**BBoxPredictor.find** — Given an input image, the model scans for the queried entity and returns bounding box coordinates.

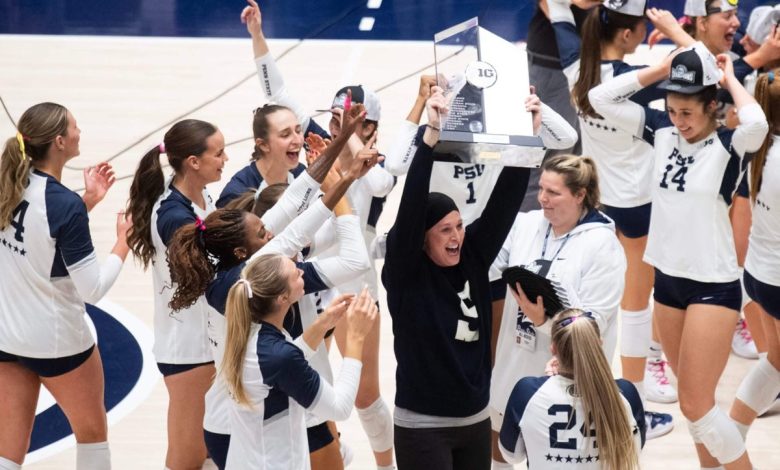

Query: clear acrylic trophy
[433,17,544,167]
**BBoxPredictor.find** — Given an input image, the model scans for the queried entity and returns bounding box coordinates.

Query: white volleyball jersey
[225,322,361,470]
[745,135,780,286]
[547,4,660,208]
[151,183,216,364]
[589,70,769,282]
[490,210,625,419]
[499,375,645,467]
[0,170,120,357]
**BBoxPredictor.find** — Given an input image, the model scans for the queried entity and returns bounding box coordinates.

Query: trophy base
[432,131,545,167]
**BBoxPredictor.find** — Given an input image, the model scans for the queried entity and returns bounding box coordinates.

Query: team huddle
[2,0,780,469]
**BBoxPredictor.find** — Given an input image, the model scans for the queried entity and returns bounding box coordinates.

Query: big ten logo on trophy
[465,61,498,89]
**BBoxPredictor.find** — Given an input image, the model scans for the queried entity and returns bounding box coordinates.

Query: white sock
[0,456,21,470]
[377,466,396,470]
[492,459,514,469]
[648,340,663,360]
[701,467,724,470]
[76,441,111,470]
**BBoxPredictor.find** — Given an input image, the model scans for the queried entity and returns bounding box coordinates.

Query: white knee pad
[736,356,780,414]
[620,307,652,358]
[357,397,394,453]
[76,441,111,470]
[0,457,21,470]
[689,406,746,465]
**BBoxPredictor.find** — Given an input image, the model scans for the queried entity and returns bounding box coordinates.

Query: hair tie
[679,16,692,26]
[769,71,775,84]
[238,279,254,299]
[195,217,206,231]
[599,6,609,25]
[16,132,27,162]
[555,311,595,328]
[158,142,166,154]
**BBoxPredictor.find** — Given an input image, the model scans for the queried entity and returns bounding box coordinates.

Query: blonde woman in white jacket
[489,154,626,467]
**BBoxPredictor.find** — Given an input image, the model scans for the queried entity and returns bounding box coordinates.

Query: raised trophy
[433,17,544,167]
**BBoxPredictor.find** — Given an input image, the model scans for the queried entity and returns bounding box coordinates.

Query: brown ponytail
[750,70,780,202]
[572,7,645,118]
[222,254,290,406]
[0,103,68,229]
[168,208,252,311]
[552,309,639,470]
[127,119,218,269]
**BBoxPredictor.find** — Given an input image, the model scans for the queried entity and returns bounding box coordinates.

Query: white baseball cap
[684,0,738,17]
[746,5,780,44]
[603,0,647,18]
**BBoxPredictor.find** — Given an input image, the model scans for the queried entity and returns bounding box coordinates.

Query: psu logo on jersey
[25,301,156,465]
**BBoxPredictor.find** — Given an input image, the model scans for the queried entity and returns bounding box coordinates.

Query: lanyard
[540,223,571,264]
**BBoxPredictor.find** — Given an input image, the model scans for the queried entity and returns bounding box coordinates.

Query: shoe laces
[648,360,671,385]
[736,318,754,344]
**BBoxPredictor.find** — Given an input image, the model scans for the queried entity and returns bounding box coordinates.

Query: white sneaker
[340,440,354,468]
[645,411,674,440]
[732,318,759,359]
[644,358,678,404]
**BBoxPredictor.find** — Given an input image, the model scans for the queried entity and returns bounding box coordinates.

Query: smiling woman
[125,118,228,470]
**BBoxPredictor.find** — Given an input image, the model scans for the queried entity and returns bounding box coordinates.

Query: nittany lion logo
[671,64,696,84]
[25,301,156,465]
[606,0,628,9]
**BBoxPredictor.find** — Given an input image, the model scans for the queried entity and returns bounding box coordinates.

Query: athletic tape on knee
[736,356,780,414]
[76,441,111,470]
[357,397,394,453]
[0,457,21,470]
[620,307,652,358]
[689,406,746,464]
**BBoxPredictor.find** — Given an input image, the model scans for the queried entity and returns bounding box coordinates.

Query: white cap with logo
[684,0,738,18]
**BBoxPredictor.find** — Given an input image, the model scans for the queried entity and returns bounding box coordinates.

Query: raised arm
[243,0,313,130]
[384,89,447,278]
[717,54,769,156]
[384,75,436,176]
[588,63,671,145]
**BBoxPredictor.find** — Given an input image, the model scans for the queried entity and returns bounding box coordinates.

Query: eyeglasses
[554,311,595,328]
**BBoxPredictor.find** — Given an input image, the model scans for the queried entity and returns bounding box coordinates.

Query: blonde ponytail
[552,309,639,470]
[1,102,69,229]
[221,253,291,407]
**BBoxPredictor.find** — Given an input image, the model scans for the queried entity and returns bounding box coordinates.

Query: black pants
[395,418,491,470]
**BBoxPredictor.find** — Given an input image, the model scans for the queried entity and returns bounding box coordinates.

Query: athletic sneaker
[732,318,759,359]
[645,411,674,440]
[340,440,354,468]
[644,358,678,403]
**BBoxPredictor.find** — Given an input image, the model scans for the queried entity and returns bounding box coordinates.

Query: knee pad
[357,397,394,453]
[736,356,780,414]
[620,307,652,358]
[689,406,746,464]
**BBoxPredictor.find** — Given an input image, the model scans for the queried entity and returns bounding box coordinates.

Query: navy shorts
[204,429,230,470]
[307,421,335,453]
[653,269,742,311]
[744,270,780,320]
[156,361,214,377]
[0,345,95,377]
[602,203,651,239]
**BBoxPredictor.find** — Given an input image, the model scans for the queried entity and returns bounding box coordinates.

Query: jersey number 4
[548,404,597,449]
[11,201,30,243]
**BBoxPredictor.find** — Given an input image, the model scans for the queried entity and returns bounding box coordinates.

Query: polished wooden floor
[1,34,777,469]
